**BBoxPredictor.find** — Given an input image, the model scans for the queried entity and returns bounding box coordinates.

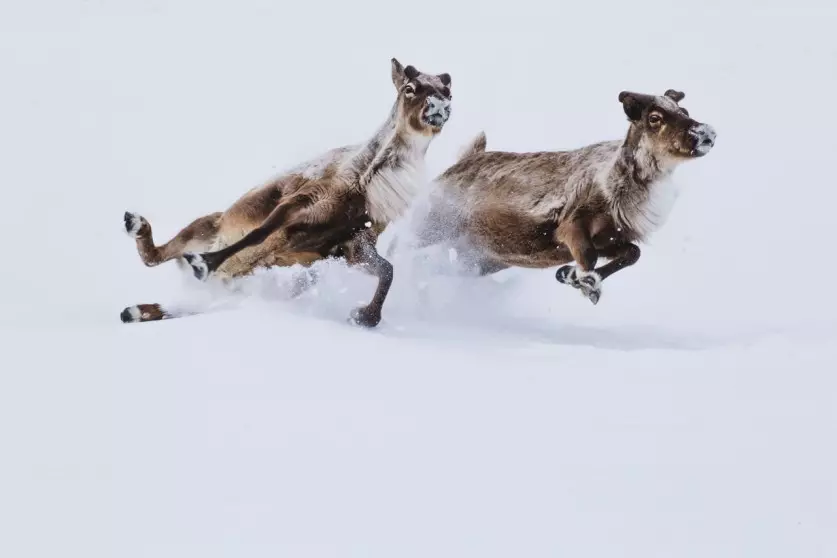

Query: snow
[1,1,835,557]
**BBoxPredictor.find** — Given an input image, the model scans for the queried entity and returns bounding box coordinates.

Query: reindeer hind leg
[120,303,184,323]
[124,211,222,267]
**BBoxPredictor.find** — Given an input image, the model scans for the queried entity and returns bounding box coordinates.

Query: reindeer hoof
[124,212,148,238]
[183,253,209,281]
[120,306,141,323]
[121,304,168,323]
[577,272,602,305]
[556,267,602,304]
[349,306,382,328]
[556,265,577,285]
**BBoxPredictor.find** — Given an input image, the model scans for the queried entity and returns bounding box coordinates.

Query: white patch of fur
[184,253,209,281]
[574,269,602,290]
[603,136,682,240]
[366,158,425,223]
[614,176,682,241]
[643,173,682,231]
[365,136,430,224]
[125,305,141,321]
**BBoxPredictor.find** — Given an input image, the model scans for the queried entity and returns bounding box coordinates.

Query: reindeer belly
[467,209,563,267]
[213,183,284,245]
[210,182,323,278]
[214,231,323,278]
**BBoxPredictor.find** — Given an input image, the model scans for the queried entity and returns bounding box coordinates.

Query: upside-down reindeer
[122,58,452,327]
[398,89,716,304]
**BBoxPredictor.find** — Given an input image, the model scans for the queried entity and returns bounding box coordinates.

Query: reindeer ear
[404,65,420,80]
[438,73,451,87]
[391,58,406,88]
[619,91,648,121]
[664,89,685,103]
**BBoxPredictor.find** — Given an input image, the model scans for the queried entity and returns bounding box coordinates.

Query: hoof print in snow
[349,306,382,328]
[183,253,209,281]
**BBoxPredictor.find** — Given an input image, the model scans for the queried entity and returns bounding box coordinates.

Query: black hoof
[124,212,146,237]
[577,274,602,305]
[349,306,382,328]
[183,253,209,281]
[556,265,577,285]
[120,306,139,323]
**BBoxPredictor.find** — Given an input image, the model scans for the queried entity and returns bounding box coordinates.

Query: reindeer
[399,89,716,304]
[122,58,452,327]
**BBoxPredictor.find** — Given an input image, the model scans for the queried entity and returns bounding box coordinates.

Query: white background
[0,1,835,556]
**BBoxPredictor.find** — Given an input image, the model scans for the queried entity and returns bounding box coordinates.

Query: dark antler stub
[664,89,685,102]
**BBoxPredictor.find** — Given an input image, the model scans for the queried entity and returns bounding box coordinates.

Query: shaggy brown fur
[122,58,453,327]
[404,89,716,304]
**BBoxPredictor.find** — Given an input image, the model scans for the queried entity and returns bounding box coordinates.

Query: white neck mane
[343,102,434,224]
[599,135,682,240]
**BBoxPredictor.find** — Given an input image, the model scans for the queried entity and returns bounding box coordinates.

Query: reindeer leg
[555,239,641,305]
[183,199,300,281]
[124,212,221,267]
[592,242,641,281]
[119,303,201,324]
[343,230,394,328]
[554,220,602,304]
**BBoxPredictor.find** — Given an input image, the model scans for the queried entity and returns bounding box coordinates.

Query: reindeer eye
[404,83,416,98]
[648,113,663,126]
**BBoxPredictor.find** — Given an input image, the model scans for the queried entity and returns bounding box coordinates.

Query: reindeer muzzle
[689,123,716,156]
[423,96,451,128]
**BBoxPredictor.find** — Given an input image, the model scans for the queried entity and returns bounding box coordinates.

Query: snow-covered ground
[1,1,835,556]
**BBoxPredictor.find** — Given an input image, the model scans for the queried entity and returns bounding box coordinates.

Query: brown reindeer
[399,89,716,304]
[122,58,452,327]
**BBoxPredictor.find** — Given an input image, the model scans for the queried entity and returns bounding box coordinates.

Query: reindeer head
[391,58,452,135]
[618,89,716,160]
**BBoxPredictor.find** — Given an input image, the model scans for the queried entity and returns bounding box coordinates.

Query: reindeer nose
[690,123,716,155]
[423,96,451,127]
[426,96,450,117]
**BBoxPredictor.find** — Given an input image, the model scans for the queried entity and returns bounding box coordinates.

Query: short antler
[664,89,685,102]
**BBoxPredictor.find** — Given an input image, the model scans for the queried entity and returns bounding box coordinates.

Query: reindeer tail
[457,131,487,161]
